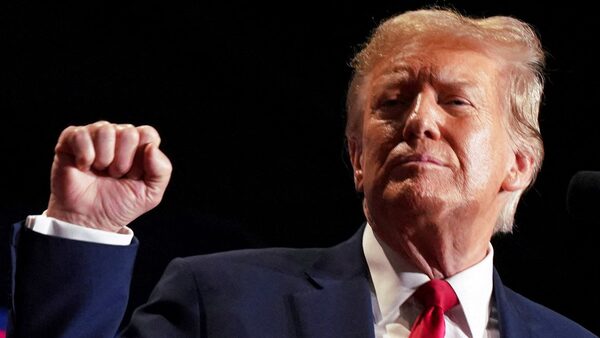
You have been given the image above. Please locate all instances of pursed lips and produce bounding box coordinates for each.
[395,154,446,167]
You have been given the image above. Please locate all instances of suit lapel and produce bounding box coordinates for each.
[291,225,375,338]
[493,269,533,338]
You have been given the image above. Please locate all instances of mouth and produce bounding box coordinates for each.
[396,154,446,167]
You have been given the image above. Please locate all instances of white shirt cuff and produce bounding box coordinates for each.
[25,212,134,246]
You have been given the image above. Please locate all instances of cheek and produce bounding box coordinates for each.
[362,121,400,163]
[459,124,510,189]
[359,121,403,194]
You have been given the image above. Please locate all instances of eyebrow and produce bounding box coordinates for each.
[376,63,484,90]
[370,67,413,93]
[370,67,487,109]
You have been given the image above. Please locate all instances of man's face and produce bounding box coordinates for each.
[351,48,525,237]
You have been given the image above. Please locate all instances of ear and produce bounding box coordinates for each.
[347,136,364,192]
[501,149,535,192]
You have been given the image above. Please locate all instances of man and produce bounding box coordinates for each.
[8,8,597,338]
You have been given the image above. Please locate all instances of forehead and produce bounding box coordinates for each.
[369,48,503,89]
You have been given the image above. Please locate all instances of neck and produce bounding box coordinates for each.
[399,232,489,279]
[370,220,492,279]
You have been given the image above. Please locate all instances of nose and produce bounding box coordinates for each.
[402,89,442,142]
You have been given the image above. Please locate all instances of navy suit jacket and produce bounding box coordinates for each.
[9,222,597,337]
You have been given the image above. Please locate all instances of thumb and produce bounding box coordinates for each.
[143,143,173,201]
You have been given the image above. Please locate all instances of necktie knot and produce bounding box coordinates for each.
[408,279,458,338]
[413,279,458,312]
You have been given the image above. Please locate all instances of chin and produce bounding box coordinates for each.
[390,177,447,202]
[366,175,454,218]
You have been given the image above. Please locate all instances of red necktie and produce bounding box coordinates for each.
[408,279,458,338]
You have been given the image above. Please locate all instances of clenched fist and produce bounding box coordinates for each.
[46,121,172,232]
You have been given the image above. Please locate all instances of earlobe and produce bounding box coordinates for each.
[354,169,363,191]
[502,150,535,192]
[347,137,364,192]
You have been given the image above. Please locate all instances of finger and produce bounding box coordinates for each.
[143,143,173,204]
[126,125,162,180]
[54,126,77,169]
[108,125,140,177]
[87,120,110,129]
[90,122,116,171]
[137,125,161,147]
[54,125,76,155]
[59,126,95,171]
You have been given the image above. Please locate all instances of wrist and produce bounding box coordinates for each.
[46,206,125,233]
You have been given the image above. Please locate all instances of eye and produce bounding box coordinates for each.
[373,95,411,120]
[439,95,477,117]
[443,97,471,106]
[381,98,401,107]
[378,95,411,108]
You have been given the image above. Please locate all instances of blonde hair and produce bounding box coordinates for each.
[345,9,546,233]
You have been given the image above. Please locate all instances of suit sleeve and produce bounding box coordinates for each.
[120,258,204,338]
[9,222,138,338]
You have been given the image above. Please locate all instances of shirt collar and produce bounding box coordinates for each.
[362,223,494,337]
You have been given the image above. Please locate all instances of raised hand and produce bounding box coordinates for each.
[46,121,172,232]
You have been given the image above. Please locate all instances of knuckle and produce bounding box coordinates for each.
[138,125,161,144]
[57,126,77,150]
[117,123,136,130]
[63,125,77,133]
[71,127,90,142]
[121,127,140,142]
[138,125,158,134]
[91,120,110,127]
[59,125,76,139]
[96,124,116,139]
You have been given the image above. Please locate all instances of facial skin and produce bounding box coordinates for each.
[348,47,534,278]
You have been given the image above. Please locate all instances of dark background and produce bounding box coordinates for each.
[1,0,599,334]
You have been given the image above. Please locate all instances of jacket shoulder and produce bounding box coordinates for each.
[172,246,326,290]
[501,286,597,337]
[175,226,367,288]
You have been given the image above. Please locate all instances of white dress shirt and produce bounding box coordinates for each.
[362,224,499,338]
[25,213,133,246]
